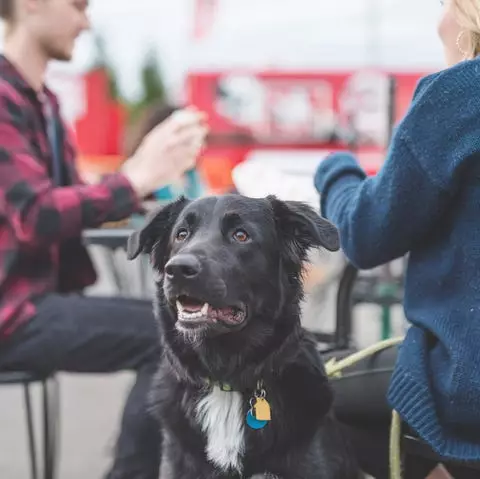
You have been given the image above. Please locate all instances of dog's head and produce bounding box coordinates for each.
[127,195,339,342]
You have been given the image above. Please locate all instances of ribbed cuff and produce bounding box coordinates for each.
[388,365,480,461]
[314,152,366,218]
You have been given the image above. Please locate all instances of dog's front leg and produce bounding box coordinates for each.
[243,353,356,479]
[276,359,334,446]
[263,355,358,478]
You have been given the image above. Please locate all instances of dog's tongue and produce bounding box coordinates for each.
[213,307,238,324]
[211,306,247,326]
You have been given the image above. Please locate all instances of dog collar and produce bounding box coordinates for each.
[203,377,234,392]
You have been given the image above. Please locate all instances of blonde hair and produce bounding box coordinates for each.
[452,0,480,57]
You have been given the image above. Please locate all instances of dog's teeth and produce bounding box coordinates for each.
[178,309,205,321]
[176,301,209,321]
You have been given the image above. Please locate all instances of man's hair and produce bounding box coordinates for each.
[0,0,14,21]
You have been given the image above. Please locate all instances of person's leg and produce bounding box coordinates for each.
[427,465,453,479]
[444,463,480,479]
[0,293,162,479]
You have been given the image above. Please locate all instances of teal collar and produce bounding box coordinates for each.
[203,378,266,393]
[203,378,234,392]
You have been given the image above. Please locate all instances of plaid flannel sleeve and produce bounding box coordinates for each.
[0,85,141,249]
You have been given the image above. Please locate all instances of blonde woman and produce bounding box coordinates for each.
[316,1,480,478]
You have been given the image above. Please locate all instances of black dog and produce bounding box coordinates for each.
[128,194,359,479]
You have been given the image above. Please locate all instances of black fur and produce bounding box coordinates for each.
[128,194,359,479]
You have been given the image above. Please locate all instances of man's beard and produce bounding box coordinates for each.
[42,40,73,62]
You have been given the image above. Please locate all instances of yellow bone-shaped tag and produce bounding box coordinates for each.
[254,397,271,421]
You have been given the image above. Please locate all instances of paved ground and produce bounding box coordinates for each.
[0,246,406,479]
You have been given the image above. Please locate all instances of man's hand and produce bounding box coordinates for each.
[121,107,208,198]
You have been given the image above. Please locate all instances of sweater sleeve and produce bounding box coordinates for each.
[314,140,450,269]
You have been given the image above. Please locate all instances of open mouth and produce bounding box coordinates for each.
[175,295,247,328]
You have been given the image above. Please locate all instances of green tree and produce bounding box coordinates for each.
[141,48,166,106]
[128,47,167,123]
[91,32,120,100]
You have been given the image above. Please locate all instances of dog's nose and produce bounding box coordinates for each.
[164,254,201,280]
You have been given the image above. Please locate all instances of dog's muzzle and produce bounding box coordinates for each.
[164,254,247,330]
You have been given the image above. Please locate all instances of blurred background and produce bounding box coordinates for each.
[0,0,444,191]
[0,1,445,478]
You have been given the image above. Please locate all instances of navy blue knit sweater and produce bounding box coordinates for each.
[315,58,480,461]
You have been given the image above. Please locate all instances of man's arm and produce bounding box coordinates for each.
[0,89,141,249]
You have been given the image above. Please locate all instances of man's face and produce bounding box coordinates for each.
[29,0,90,61]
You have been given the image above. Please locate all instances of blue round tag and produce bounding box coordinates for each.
[246,410,268,430]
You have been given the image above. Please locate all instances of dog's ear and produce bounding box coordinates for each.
[127,196,189,261]
[268,195,340,266]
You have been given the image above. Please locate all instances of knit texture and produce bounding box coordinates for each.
[315,57,480,460]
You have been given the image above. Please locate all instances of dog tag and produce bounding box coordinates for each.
[246,410,268,429]
[254,397,271,421]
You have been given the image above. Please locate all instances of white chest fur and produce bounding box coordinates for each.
[195,385,245,473]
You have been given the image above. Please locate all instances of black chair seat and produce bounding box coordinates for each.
[403,433,445,464]
[0,371,60,479]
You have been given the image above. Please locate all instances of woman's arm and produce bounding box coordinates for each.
[314,63,479,269]
[314,139,450,269]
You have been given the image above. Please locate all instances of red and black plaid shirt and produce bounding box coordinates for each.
[0,55,140,339]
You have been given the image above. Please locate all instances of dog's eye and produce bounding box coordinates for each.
[233,229,250,243]
[175,228,189,242]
